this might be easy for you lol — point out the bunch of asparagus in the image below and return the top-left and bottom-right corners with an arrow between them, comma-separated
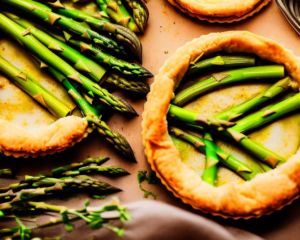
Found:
168,54 -> 299,186
0,0 -> 152,162
0,157 -> 130,239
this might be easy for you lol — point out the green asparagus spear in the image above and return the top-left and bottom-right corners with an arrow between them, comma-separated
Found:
51,157 -> 110,176
103,0 -> 140,32
202,132 -> 218,186
0,13 -> 137,115
3,12 -> 152,79
174,65 -> 285,106
54,7 -> 142,61
168,105 -> 286,168
96,0 -> 111,20
0,175 -> 120,203
169,126 -> 262,181
60,165 -> 129,176
106,73 -> 149,94
0,55 -> 71,118
213,76 -> 293,121
185,55 -> 256,77
0,0 -> 129,57
232,92 -> 300,133
0,169 -> 14,178
123,0 -> 149,33
47,67 -> 136,161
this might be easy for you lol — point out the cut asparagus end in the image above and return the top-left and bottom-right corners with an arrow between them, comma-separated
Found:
124,0 -> 149,33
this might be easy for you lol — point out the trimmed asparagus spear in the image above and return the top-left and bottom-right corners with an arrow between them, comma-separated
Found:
168,105 -> 286,168
213,76 -> 293,121
202,132 -> 218,186
169,127 -> 262,181
103,0 -> 140,32
123,0 -> 149,33
185,55 -> 256,77
0,13 -> 137,115
232,92 -> 300,133
54,7 -> 142,61
173,65 -> 285,106
0,0 -> 129,57
0,55 -> 71,118
59,165 -> 129,176
47,67 -> 136,161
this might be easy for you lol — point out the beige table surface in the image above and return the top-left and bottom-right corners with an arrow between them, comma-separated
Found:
0,0 -> 300,239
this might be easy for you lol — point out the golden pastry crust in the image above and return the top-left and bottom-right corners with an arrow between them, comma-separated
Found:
169,0 -> 271,23
175,0 -> 263,17
142,31 -> 300,218
0,116 -> 88,158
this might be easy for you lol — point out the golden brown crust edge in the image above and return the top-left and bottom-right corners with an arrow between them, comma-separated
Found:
141,31 -> 300,219
175,0 -> 264,18
169,0 -> 271,23
0,116 -> 88,158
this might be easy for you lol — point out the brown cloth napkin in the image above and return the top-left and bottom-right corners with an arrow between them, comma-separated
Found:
33,200 -> 264,240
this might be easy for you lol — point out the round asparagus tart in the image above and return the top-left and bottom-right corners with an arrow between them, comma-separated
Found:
142,31 -> 300,218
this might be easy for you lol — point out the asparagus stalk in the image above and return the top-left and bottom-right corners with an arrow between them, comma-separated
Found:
0,0 -> 129,57
106,73 -> 149,94
47,67 -> 136,161
0,199 -> 130,238
168,106 -> 286,168
213,76 -> 293,121
103,0 -> 140,32
0,175 -> 120,203
169,127 -> 261,181
57,165 -> 129,176
232,93 -> 300,133
4,12 -> 152,79
54,7 -> 142,61
123,0 -> 149,33
173,65 -> 285,106
51,157 -> 110,176
96,0 -> 111,20
201,132 -> 218,186
0,55 -> 71,118
0,169 -> 14,178
185,55 -> 256,77
168,104 -> 236,131
0,13 -> 137,115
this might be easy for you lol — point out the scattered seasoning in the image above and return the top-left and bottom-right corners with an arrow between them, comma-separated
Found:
164,50 -> 169,54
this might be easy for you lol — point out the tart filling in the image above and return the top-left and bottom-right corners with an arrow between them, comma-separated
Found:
142,31 -> 300,218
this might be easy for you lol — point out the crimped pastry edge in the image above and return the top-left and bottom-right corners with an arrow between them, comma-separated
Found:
169,0 -> 271,23
142,31 -> 300,219
0,116 -> 88,158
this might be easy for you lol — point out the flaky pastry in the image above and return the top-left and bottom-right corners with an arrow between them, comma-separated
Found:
142,31 -> 300,218
169,0 -> 271,23
0,116 -> 88,158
